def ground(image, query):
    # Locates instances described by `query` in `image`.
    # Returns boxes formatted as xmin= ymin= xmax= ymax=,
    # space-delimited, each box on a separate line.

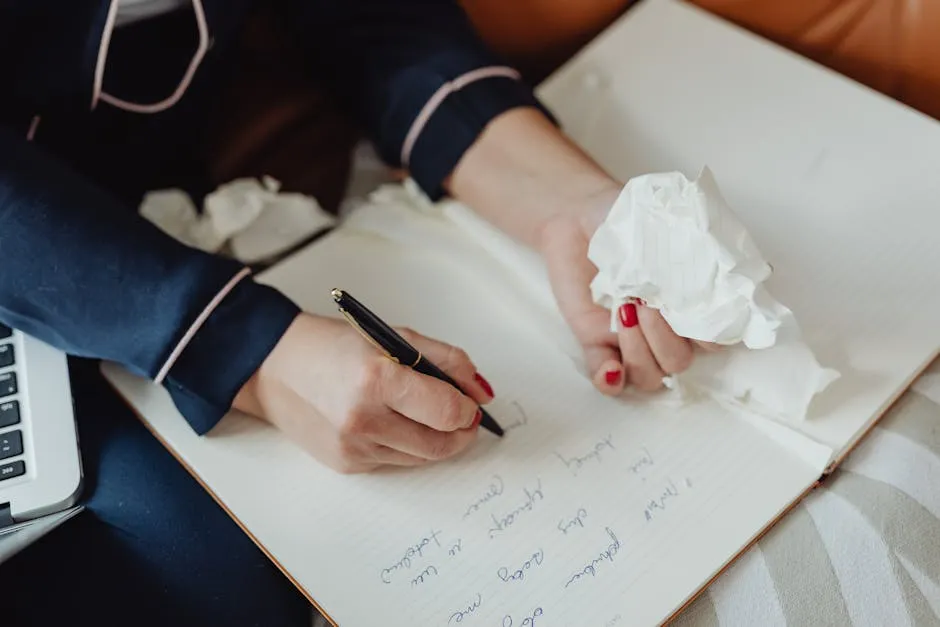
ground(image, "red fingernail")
xmin=471 ymin=409 xmax=482 ymax=428
xmin=474 ymin=373 xmax=494 ymax=398
xmin=605 ymin=369 xmax=622 ymax=385
xmin=619 ymin=303 xmax=638 ymax=328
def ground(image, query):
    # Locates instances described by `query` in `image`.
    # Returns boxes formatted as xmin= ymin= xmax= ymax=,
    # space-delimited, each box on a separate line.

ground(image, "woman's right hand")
xmin=233 ymin=313 xmax=495 ymax=474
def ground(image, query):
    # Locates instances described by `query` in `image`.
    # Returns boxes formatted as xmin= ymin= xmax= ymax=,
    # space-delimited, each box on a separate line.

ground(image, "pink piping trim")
xmin=92 ymin=0 xmax=209 ymax=114
xmin=153 ymin=267 xmax=251 ymax=384
xmin=26 ymin=116 xmax=40 ymax=141
xmin=400 ymin=66 xmax=521 ymax=166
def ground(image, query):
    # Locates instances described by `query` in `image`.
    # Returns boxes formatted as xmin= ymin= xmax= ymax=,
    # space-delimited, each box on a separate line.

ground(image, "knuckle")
xmin=426 ymin=435 xmax=457 ymax=461
xmin=662 ymin=347 xmax=693 ymax=374
xmin=439 ymin=389 xmax=468 ymax=430
xmin=448 ymin=346 xmax=471 ymax=367
xmin=396 ymin=327 xmax=417 ymax=342
xmin=339 ymin=409 xmax=371 ymax=437
xmin=634 ymin=370 xmax=664 ymax=392
xmin=358 ymin=357 xmax=388 ymax=391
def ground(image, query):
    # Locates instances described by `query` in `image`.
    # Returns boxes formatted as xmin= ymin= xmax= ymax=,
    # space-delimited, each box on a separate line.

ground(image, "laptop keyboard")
xmin=0 ymin=324 xmax=27 ymax=482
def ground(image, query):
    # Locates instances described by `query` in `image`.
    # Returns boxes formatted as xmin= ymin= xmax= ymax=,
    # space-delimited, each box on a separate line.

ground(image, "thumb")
xmin=397 ymin=328 xmax=494 ymax=405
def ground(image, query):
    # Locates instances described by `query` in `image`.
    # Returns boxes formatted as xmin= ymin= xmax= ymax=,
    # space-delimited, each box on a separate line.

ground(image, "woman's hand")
xmin=233 ymin=313 xmax=494 ymax=473
xmin=446 ymin=108 xmax=712 ymax=396
xmin=537 ymin=188 xmax=708 ymax=394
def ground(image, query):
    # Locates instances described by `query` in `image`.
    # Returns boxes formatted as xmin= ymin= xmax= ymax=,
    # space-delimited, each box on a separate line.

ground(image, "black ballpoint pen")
xmin=331 ymin=288 xmax=504 ymax=437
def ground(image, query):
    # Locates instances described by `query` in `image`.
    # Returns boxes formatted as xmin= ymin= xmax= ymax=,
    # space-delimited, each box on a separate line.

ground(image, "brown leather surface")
xmin=690 ymin=0 xmax=940 ymax=121
xmin=203 ymin=7 xmax=360 ymax=213
xmin=463 ymin=0 xmax=940 ymax=121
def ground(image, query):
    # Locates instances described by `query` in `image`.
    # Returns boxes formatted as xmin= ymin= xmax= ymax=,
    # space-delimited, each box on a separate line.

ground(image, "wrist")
xmin=534 ymin=182 xmax=622 ymax=258
xmin=231 ymin=312 xmax=336 ymax=422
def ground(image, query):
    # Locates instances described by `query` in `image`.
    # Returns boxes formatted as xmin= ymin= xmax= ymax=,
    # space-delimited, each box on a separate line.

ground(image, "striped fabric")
xmin=310 ymin=358 xmax=940 ymax=626
xmin=672 ymin=356 xmax=940 ymax=627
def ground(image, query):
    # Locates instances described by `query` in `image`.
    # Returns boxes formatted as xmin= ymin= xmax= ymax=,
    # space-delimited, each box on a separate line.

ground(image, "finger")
xmin=694 ymin=340 xmax=724 ymax=352
xmin=370 ymin=410 xmax=480 ymax=461
xmin=370 ymin=444 xmax=432 ymax=467
xmin=539 ymin=225 xmax=629 ymax=394
xmin=616 ymin=303 xmax=665 ymax=391
xmin=382 ymin=364 xmax=482 ymax=432
xmin=585 ymin=343 xmax=626 ymax=395
xmin=397 ymin=328 xmax=493 ymax=404
xmin=636 ymin=306 xmax=693 ymax=374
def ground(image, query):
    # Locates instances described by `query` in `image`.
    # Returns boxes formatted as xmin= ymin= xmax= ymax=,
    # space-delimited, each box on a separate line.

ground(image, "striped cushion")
xmin=674 ymin=357 xmax=940 ymax=626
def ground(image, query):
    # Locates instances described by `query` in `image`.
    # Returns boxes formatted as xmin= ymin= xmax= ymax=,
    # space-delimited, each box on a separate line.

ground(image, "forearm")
xmin=445 ymin=107 xmax=622 ymax=250
xmin=0 ymin=127 xmax=299 ymax=433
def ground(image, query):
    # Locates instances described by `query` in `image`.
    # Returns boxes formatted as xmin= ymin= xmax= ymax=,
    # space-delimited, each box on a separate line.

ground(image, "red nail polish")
xmin=619 ymin=303 xmax=638 ymax=328
xmin=471 ymin=409 xmax=482 ymax=428
xmin=605 ymin=369 xmax=621 ymax=385
xmin=474 ymin=373 xmax=494 ymax=398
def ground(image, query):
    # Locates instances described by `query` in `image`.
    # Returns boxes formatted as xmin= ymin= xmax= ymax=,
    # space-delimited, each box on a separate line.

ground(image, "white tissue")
xmin=589 ymin=167 xmax=784 ymax=347
xmin=588 ymin=167 xmax=839 ymax=421
xmin=139 ymin=176 xmax=335 ymax=263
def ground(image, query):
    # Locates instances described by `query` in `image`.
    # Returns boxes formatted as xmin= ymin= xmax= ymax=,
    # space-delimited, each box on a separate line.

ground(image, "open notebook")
xmin=102 ymin=0 xmax=940 ymax=624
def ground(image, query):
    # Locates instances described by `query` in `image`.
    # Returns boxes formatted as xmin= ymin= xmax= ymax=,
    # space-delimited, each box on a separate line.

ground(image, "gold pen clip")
xmin=337 ymin=306 xmax=400 ymax=364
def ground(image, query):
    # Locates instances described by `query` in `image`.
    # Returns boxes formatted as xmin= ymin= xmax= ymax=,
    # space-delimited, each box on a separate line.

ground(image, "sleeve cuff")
xmin=406 ymin=73 xmax=557 ymax=200
xmin=162 ymin=274 xmax=300 ymax=434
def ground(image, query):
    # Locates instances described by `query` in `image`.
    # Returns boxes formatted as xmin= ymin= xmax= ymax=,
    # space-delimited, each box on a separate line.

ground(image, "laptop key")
xmin=0 ymin=344 xmax=12 ymax=368
xmin=0 ymin=460 xmax=25 ymax=481
xmin=0 ymin=430 xmax=22 ymax=460
xmin=0 ymin=325 xmax=10 ymax=340
xmin=0 ymin=372 xmax=16 ymax=398
xmin=0 ymin=401 xmax=18 ymax=428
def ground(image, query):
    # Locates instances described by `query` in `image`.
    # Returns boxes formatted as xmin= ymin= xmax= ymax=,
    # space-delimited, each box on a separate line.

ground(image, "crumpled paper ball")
xmin=588 ymin=166 xmax=786 ymax=349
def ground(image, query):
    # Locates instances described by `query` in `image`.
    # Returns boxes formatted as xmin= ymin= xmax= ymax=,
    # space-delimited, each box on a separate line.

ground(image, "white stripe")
xmin=842 ymin=427 xmax=940 ymax=520
xmin=709 ymin=546 xmax=787 ymax=627
xmin=805 ymin=490 xmax=912 ymax=627
xmin=896 ymin=553 xmax=940 ymax=619
xmin=911 ymin=370 xmax=940 ymax=405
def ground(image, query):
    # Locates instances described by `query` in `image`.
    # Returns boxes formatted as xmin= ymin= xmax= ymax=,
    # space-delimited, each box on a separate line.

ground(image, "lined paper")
xmin=104 ymin=227 xmax=824 ymax=625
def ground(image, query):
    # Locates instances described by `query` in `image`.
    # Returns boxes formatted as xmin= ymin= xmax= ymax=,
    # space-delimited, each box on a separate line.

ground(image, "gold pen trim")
xmin=337 ymin=307 xmax=400 ymax=364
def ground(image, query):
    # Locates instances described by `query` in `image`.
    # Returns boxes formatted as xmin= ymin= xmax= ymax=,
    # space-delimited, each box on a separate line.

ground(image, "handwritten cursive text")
xmin=488 ymin=479 xmax=545 ymax=539
xmin=462 ymin=475 xmax=505 ymax=520
xmin=448 ymin=593 xmax=482 ymax=624
xmin=503 ymin=607 xmax=544 ymax=626
xmin=557 ymin=508 xmax=588 ymax=535
xmin=497 ymin=549 xmax=544 ymax=583
xmin=564 ymin=527 xmax=623 ymax=588
xmin=554 ymin=435 xmax=615 ymax=476
xmin=628 ymin=446 xmax=655 ymax=480
xmin=643 ymin=477 xmax=688 ymax=522
xmin=379 ymin=529 xmax=442 ymax=584
xmin=411 ymin=565 xmax=438 ymax=587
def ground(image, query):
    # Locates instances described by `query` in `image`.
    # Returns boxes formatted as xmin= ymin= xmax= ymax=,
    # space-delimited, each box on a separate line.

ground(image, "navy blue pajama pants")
xmin=0 ymin=361 xmax=310 ymax=626
xmin=0 ymin=10 xmax=311 ymax=626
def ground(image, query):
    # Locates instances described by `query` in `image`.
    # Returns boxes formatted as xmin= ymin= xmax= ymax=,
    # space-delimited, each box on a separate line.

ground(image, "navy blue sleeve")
xmin=0 ymin=126 xmax=300 ymax=434
xmin=283 ymin=0 xmax=556 ymax=200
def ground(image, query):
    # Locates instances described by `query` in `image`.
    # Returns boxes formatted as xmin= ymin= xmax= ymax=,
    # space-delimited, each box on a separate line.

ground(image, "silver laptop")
xmin=0 ymin=323 xmax=83 ymax=561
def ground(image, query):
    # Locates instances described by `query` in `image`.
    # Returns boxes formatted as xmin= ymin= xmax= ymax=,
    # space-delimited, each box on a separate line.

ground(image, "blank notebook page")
xmin=104 ymin=228 xmax=823 ymax=626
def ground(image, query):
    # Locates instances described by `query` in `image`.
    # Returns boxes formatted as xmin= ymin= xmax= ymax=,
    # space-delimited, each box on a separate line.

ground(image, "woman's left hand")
xmin=445 ymin=107 xmax=712 ymax=394
xmin=536 ymin=189 xmax=706 ymax=395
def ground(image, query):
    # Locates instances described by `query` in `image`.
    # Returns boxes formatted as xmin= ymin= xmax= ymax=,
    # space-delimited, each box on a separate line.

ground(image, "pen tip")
xmin=330 ymin=288 xmax=343 ymax=301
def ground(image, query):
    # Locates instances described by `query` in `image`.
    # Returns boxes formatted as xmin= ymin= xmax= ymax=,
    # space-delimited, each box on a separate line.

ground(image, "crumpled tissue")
xmin=139 ymin=176 xmax=335 ymax=263
xmin=588 ymin=167 xmax=839 ymax=422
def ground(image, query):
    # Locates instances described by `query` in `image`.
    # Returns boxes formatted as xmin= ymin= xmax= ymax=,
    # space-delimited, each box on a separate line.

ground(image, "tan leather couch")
xmin=461 ymin=0 xmax=940 ymax=122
